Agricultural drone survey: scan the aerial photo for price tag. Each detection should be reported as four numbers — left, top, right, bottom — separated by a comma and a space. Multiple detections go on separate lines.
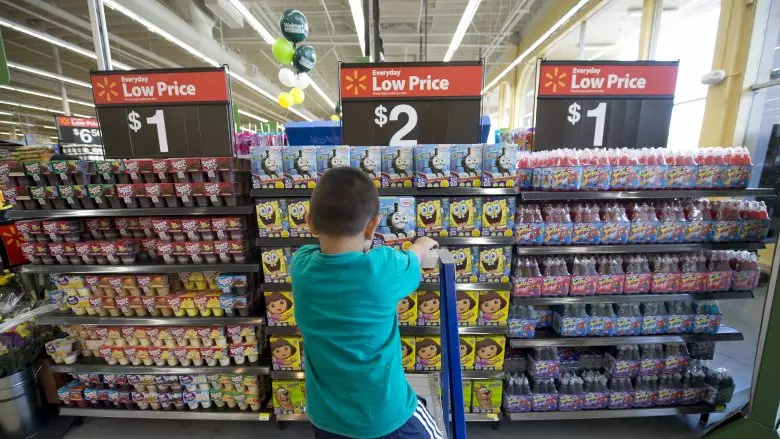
534, 61, 679, 150
486, 413, 499, 421
55, 116, 103, 146
340, 62, 483, 145
257, 413, 270, 421
90, 67, 234, 158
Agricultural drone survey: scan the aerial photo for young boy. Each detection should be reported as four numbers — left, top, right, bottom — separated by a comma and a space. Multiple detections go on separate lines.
291, 167, 442, 439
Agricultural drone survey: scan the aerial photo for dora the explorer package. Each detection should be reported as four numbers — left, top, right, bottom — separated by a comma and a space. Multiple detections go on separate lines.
460, 336, 475, 370
415, 337, 441, 371
456, 291, 478, 326
264, 291, 295, 326
270, 336, 301, 371
397, 292, 417, 326
401, 337, 415, 371
416, 291, 440, 326
474, 335, 505, 370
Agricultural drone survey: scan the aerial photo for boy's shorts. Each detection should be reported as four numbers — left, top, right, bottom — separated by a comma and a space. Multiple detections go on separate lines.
312, 397, 443, 439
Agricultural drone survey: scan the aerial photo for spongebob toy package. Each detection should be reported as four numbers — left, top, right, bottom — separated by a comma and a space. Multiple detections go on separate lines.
481, 197, 516, 237
270, 336, 301, 370
316, 145, 350, 177
286, 200, 312, 237
456, 291, 479, 326
416, 290, 440, 326
478, 291, 509, 325
450, 246, 478, 283
282, 145, 317, 188
415, 337, 441, 371
460, 335, 476, 370
251, 145, 285, 189
449, 197, 481, 236
449, 144, 483, 187
376, 196, 416, 249
477, 246, 512, 283
351, 146, 382, 186
264, 291, 295, 326
400, 337, 415, 371
272, 380, 306, 415
472, 380, 503, 414
256, 199, 288, 237
482, 144, 518, 187
474, 335, 506, 370
261, 247, 292, 283
397, 292, 417, 326
416, 198, 449, 237
414, 144, 451, 188
381, 146, 414, 187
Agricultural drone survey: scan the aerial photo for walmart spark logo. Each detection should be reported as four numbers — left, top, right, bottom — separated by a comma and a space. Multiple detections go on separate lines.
543, 67, 567, 92
95, 76, 119, 101
344, 70, 367, 96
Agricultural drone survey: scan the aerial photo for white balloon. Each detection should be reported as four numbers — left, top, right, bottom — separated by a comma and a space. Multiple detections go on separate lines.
278, 68, 297, 87
294, 72, 311, 90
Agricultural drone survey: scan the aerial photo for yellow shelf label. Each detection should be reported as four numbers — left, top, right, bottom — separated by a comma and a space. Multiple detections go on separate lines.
487, 414, 499, 421
257, 413, 271, 421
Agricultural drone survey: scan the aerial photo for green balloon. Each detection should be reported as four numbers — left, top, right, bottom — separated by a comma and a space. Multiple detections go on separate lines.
272, 37, 295, 64
280, 9, 309, 43
292, 45, 316, 73
335, 101, 341, 114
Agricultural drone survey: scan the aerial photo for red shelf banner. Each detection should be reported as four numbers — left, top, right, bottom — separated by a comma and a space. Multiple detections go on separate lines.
91, 70, 229, 105
341, 64, 483, 99
538, 63, 679, 97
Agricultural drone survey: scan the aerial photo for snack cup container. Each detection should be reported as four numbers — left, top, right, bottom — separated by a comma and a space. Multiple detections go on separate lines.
135, 309, 148, 317
166, 357, 177, 366
219, 356, 231, 366
205, 358, 217, 366
117, 358, 129, 365
185, 308, 199, 317
85, 308, 97, 316
160, 308, 172, 317
212, 308, 224, 317
225, 400, 236, 409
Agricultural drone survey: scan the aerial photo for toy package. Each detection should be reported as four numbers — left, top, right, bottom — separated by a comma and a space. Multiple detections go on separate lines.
401, 337, 416, 371
456, 291, 479, 326
351, 146, 382, 187
261, 248, 292, 283
463, 380, 473, 413
477, 246, 512, 283
376, 197, 415, 249
270, 336, 301, 370
264, 291, 295, 326
286, 200, 313, 237
416, 198, 450, 237
417, 291, 440, 326
415, 337, 441, 371
282, 146, 317, 188
272, 380, 306, 415
478, 291, 509, 325
482, 144, 517, 187
472, 380, 502, 414
460, 336, 476, 370
450, 246, 478, 283
397, 292, 417, 326
381, 146, 414, 187
481, 197, 515, 237
414, 144, 451, 188
474, 335, 505, 370
315, 145, 350, 177
449, 144, 483, 187
256, 199, 288, 237
251, 145, 285, 189
449, 197, 481, 236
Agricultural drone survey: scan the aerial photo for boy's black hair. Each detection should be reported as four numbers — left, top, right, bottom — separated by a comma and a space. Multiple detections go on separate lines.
310, 167, 379, 236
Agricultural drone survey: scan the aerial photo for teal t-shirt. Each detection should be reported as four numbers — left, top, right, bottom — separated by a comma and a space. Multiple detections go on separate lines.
291, 244, 421, 438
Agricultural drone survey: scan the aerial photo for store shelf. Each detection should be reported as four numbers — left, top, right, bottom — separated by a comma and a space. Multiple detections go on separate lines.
260, 283, 512, 292
266, 325, 507, 336
514, 242, 764, 255
35, 310, 264, 326
436, 237, 515, 246
59, 407, 273, 421
49, 357, 270, 375
519, 188, 777, 201
511, 291, 755, 305
257, 237, 317, 246
5, 206, 254, 220
276, 413, 309, 422
465, 413, 502, 422
19, 258, 261, 274
505, 403, 723, 420
271, 371, 305, 380
251, 187, 518, 198
508, 326, 743, 347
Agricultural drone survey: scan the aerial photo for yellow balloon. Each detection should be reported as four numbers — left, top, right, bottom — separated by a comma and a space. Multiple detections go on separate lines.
278, 92, 293, 109
330, 114, 340, 121
290, 87, 305, 104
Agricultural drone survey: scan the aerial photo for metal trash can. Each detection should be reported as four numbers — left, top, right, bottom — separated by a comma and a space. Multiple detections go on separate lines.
0, 367, 50, 439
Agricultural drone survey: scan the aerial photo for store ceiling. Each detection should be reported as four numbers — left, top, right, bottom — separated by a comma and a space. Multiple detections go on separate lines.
0, 0, 551, 138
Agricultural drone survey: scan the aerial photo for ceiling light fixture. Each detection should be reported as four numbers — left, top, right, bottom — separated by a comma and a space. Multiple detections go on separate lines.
0, 111, 12, 116
238, 109, 269, 123
0, 85, 95, 107
626, 7, 678, 17
483, 0, 590, 93
0, 120, 37, 127
348, 0, 366, 56
7, 62, 92, 89
74, 113, 94, 118
443, 0, 482, 62
0, 17, 131, 70
0, 99, 64, 114
43, 125, 57, 130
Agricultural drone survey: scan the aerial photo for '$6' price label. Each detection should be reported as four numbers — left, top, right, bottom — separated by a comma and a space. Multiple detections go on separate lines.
373, 104, 418, 147
72, 128, 101, 144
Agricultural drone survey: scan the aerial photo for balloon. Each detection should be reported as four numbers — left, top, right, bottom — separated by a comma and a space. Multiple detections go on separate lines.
290, 87, 305, 105
278, 68, 297, 87
330, 115, 340, 121
334, 101, 341, 115
278, 92, 293, 109
272, 37, 295, 64
280, 9, 309, 43
293, 45, 316, 73
294, 72, 311, 90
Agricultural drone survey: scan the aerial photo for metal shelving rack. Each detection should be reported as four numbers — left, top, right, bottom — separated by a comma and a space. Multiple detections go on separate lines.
58, 407, 274, 422
266, 325, 507, 336
5, 206, 255, 219
49, 357, 270, 375
508, 326, 744, 348
505, 404, 724, 421
515, 242, 765, 255
260, 282, 512, 292
35, 311, 264, 326
19, 259, 261, 274
512, 291, 755, 305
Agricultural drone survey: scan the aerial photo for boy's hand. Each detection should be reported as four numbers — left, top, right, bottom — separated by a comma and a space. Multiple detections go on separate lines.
409, 236, 439, 262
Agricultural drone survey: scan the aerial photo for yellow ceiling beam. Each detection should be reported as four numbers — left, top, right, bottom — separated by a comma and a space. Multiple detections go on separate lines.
637, 0, 660, 60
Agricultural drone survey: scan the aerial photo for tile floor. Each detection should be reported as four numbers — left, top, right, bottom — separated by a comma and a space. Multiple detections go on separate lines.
61, 286, 769, 439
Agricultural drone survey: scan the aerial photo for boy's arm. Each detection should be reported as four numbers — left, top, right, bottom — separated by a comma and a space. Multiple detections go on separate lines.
407, 237, 439, 262
376, 237, 439, 301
